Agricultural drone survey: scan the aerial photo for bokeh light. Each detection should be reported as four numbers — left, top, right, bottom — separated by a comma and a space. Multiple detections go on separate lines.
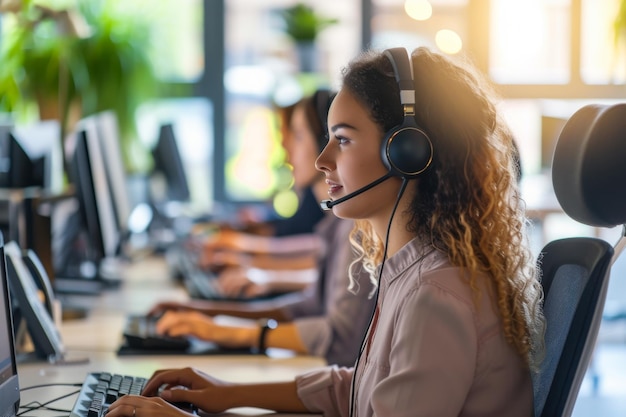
435, 29, 463, 54
404, 0, 433, 21
273, 189, 299, 218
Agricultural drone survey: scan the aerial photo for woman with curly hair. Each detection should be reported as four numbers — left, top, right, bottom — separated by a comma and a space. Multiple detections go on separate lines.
106, 46, 545, 417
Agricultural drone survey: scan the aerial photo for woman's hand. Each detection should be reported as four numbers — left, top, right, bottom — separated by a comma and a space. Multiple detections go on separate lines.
105, 394, 195, 417
155, 311, 257, 348
106, 367, 234, 416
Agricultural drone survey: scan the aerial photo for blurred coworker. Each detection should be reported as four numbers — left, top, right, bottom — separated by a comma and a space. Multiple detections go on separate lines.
234, 100, 325, 237
149, 89, 377, 366
192, 89, 334, 293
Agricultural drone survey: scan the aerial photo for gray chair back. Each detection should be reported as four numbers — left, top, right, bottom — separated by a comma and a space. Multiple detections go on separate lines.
533, 103, 626, 417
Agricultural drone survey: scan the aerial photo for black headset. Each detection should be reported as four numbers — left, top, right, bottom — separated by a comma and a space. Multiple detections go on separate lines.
381, 47, 433, 178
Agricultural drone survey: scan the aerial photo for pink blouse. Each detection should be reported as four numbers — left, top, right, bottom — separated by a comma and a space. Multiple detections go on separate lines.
295, 238, 533, 417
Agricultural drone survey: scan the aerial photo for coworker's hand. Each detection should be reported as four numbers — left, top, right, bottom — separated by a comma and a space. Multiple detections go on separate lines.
217, 266, 270, 299
192, 229, 250, 269
147, 301, 191, 317
202, 229, 245, 254
155, 311, 255, 348
197, 249, 251, 269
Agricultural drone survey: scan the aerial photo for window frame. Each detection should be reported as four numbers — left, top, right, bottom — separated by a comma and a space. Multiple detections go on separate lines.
466, 0, 626, 99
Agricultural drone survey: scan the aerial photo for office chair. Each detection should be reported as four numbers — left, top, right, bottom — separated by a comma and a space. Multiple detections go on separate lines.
532, 102, 626, 417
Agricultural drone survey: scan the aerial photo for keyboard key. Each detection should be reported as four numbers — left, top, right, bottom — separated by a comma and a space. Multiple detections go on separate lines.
70, 372, 148, 417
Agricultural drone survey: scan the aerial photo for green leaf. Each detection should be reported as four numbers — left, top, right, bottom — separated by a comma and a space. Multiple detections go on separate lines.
279, 3, 339, 42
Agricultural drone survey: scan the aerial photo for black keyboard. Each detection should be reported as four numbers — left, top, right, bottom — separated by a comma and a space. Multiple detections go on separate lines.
178, 250, 222, 299
165, 245, 222, 299
70, 372, 147, 417
165, 244, 284, 302
123, 315, 191, 351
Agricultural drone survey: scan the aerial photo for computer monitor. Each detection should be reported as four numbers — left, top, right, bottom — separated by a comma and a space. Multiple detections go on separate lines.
0, 124, 12, 187
67, 122, 121, 263
541, 115, 569, 171
0, 121, 62, 191
0, 233, 20, 417
5, 240, 64, 361
90, 111, 133, 236
151, 123, 191, 203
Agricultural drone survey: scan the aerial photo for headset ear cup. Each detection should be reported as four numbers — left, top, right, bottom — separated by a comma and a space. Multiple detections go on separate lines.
381, 47, 434, 179
382, 125, 433, 178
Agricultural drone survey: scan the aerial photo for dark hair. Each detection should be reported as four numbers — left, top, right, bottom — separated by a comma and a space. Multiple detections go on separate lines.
302, 88, 336, 152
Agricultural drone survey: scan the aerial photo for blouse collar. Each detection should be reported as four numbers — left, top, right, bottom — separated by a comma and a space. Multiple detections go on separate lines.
377, 236, 445, 286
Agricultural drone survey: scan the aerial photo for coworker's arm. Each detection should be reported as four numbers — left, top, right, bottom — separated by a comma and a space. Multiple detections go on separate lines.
148, 283, 318, 321
203, 230, 323, 256
203, 251, 317, 270
247, 253, 318, 270
156, 311, 309, 353
217, 267, 317, 299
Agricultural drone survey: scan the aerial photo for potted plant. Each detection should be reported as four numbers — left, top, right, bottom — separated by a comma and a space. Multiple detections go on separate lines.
0, 0, 160, 173
278, 3, 338, 72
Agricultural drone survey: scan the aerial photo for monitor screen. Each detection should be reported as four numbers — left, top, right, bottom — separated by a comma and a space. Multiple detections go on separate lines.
541, 115, 569, 171
0, 233, 20, 417
0, 124, 12, 188
0, 121, 62, 191
151, 123, 191, 203
5, 240, 64, 360
90, 111, 132, 236
67, 123, 121, 261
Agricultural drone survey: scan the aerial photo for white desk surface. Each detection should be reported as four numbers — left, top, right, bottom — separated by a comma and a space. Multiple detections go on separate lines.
17, 255, 325, 416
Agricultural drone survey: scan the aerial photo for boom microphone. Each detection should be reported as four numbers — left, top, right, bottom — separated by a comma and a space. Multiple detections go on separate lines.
320, 173, 393, 211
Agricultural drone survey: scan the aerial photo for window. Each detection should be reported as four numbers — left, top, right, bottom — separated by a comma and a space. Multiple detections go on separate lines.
483, 0, 626, 175
489, 0, 570, 84
222, 0, 361, 209
581, 0, 624, 84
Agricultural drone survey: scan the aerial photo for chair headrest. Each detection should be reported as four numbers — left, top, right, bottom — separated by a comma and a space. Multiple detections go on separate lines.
552, 103, 626, 228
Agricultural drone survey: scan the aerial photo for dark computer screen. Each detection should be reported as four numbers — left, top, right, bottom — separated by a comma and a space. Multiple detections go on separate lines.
0, 124, 12, 188
67, 124, 121, 262
0, 121, 61, 190
151, 123, 191, 203
0, 233, 20, 417
5, 240, 64, 360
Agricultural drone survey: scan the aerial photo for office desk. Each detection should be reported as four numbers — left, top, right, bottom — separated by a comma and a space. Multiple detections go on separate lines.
18, 255, 325, 416
17, 351, 324, 416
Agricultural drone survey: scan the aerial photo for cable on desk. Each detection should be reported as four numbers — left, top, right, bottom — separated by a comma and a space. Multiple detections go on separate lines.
20, 382, 82, 391
18, 391, 79, 416
19, 401, 73, 417
17, 384, 81, 417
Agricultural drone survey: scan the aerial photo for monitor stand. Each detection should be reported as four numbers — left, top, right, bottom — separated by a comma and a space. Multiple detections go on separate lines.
54, 257, 122, 296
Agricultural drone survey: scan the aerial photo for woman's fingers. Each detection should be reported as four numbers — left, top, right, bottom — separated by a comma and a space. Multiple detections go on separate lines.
106, 395, 193, 417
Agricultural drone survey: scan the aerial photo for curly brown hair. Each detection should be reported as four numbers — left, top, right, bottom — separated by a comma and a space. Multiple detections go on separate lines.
344, 47, 545, 368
